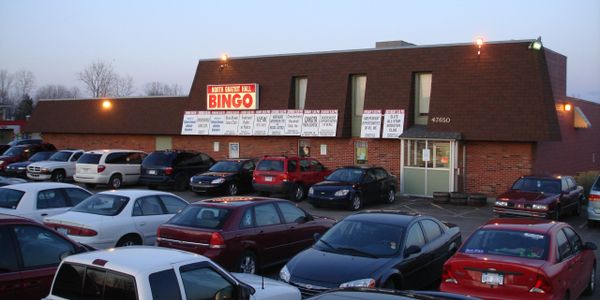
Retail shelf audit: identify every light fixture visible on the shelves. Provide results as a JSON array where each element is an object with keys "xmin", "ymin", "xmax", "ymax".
[
  {"xmin": 528, "ymin": 36, "xmax": 543, "ymax": 51},
  {"xmin": 220, "ymin": 54, "xmax": 229, "ymax": 70},
  {"xmin": 102, "ymin": 100, "xmax": 112, "ymax": 109},
  {"xmin": 564, "ymin": 103, "xmax": 572, "ymax": 111},
  {"xmin": 475, "ymin": 38, "xmax": 484, "ymax": 55}
]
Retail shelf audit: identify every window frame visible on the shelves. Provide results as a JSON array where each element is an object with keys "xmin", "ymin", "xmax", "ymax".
[{"xmin": 414, "ymin": 72, "xmax": 432, "ymax": 125}]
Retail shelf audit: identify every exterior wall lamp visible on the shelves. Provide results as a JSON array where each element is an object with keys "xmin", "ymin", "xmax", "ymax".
[
  {"xmin": 475, "ymin": 38, "xmax": 484, "ymax": 55},
  {"xmin": 528, "ymin": 36, "xmax": 543, "ymax": 50},
  {"xmin": 101, "ymin": 99, "xmax": 112, "ymax": 110},
  {"xmin": 220, "ymin": 54, "xmax": 229, "ymax": 70},
  {"xmin": 564, "ymin": 103, "xmax": 572, "ymax": 112}
]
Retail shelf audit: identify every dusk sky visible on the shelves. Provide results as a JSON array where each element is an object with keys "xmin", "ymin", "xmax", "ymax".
[{"xmin": 1, "ymin": 0, "xmax": 599, "ymax": 102}]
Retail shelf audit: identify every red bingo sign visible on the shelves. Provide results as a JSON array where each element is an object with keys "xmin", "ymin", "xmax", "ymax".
[{"xmin": 207, "ymin": 84, "xmax": 259, "ymax": 110}]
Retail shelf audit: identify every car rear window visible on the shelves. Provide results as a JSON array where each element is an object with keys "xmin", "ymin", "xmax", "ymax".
[
  {"xmin": 143, "ymin": 152, "xmax": 176, "ymax": 167},
  {"xmin": 0, "ymin": 188, "xmax": 25, "ymax": 209},
  {"xmin": 78, "ymin": 153, "xmax": 102, "ymax": 164},
  {"xmin": 460, "ymin": 229, "xmax": 549, "ymax": 260},
  {"xmin": 149, "ymin": 269, "xmax": 182, "ymax": 300},
  {"xmin": 256, "ymin": 159, "xmax": 284, "ymax": 172},
  {"xmin": 70, "ymin": 194, "xmax": 130, "ymax": 216},
  {"xmin": 168, "ymin": 205, "xmax": 231, "ymax": 229}
]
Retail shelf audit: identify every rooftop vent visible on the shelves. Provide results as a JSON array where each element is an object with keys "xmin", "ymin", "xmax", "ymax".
[{"xmin": 375, "ymin": 40, "xmax": 416, "ymax": 49}]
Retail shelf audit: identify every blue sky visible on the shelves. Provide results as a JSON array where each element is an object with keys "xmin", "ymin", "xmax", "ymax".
[{"xmin": 1, "ymin": 0, "xmax": 599, "ymax": 101}]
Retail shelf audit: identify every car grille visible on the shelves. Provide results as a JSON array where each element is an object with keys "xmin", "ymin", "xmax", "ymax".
[
  {"xmin": 27, "ymin": 166, "xmax": 41, "ymax": 173},
  {"xmin": 316, "ymin": 190, "xmax": 335, "ymax": 197},
  {"xmin": 289, "ymin": 281, "xmax": 330, "ymax": 298}
]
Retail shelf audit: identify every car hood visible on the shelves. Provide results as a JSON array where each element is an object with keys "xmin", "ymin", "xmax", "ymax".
[
  {"xmin": 0, "ymin": 156, "xmax": 18, "ymax": 162},
  {"xmin": 6, "ymin": 161, "xmax": 31, "ymax": 168},
  {"xmin": 498, "ymin": 190, "xmax": 555, "ymax": 202},
  {"xmin": 287, "ymin": 247, "xmax": 390, "ymax": 286},
  {"xmin": 29, "ymin": 161, "xmax": 71, "ymax": 168},
  {"xmin": 313, "ymin": 181, "xmax": 354, "ymax": 189},
  {"xmin": 232, "ymin": 273, "xmax": 301, "ymax": 300}
]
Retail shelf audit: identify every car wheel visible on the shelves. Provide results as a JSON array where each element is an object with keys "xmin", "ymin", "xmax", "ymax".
[
  {"xmin": 174, "ymin": 175, "xmax": 189, "ymax": 192},
  {"xmin": 227, "ymin": 182, "xmax": 239, "ymax": 196},
  {"xmin": 84, "ymin": 183, "xmax": 96, "ymax": 189},
  {"xmin": 108, "ymin": 174, "xmax": 122, "ymax": 189},
  {"xmin": 386, "ymin": 188, "xmax": 396, "ymax": 204},
  {"xmin": 116, "ymin": 235, "xmax": 141, "ymax": 247},
  {"xmin": 349, "ymin": 194, "xmax": 362, "ymax": 211},
  {"xmin": 237, "ymin": 251, "xmax": 258, "ymax": 274},
  {"xmin": 290, "ymin": 184, "xmax": 305, "ymax": 202},
  {"xmin": 584, "ymin": 264, "xmax": 596, "ymax": 295},
  {"xmin": 51, "ymin": 170, "xmax": 65, "ymax": 182}
]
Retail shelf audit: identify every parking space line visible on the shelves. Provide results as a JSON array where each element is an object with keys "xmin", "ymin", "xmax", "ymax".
[
  {"xmin": 453, "ymin": 209, "xmax": 479, "ymax": 218},
  {"xmin": 401, "ymin": 204, "xmax": 420, "ymax": 214},
  {"xmin": 430, "ymin": 202, "xmax": 456, "ymax": 215},
  {"xmin": 579, "ymin": 221, "xmax": 588, "ymax": 229}
]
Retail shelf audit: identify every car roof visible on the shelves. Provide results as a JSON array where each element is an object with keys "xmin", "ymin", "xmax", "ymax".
[
  {"xmin": 519, "ymin": 175, "xmax": 561, "ymax": 180},
  {"xmin": 85, "ymin": 149, "xmax": 145, "ymax": 154},
  {"xmin": 482, "ymin": 218, "xmax": 561, "ymax": 234},
  {"xmin": 344, "ymin": 210, "xmax": 420, "ymax": 226},
  {"xmin": 218, "ymin": 158, "xmax": 254, "ymax": 162},
  {"xmin": 0, "ymin": 212, "xmax": 37, "ymax": 224},
  {"xmin": 97, "ymin": 189, "xmax": 184, "ymax": 199},
  {"xmin": 197, "ymin": 196, "xmax": 281, "ymax": 207},
  {"xmin": 1, "ymin": 182, "xmax": 86, "ymax": 192},
  {"xmin": 63, "ymin": 246, "xmax": 208, "ymax": 275}
]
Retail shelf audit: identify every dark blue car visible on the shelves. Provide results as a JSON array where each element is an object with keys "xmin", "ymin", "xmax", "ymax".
[{"xmin": 4, "ymin": 150, "xmax": 56, "ymax": 178}]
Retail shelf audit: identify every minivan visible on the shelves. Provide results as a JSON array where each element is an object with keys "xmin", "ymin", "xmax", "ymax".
[{"xmin": 74, "ymin": 149, "xmax": 147, "ymax": 189}]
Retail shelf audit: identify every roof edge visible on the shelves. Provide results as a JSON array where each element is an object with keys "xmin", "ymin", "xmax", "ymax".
[{"xmin": 38, "ymin": 95, "xmax": 189, "ymax": 102}]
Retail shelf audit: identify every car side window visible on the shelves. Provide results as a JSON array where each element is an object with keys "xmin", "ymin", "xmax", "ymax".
[
  {"xmin": 561, "ymin": 179, "xmax": 568, "ymax": 192},
  {"xmin": 53, "ymin": 263, "xmax": 86, "ymax": 298},
  {"xmin": 563, "ymin": 227, "xmax": 583, "ymax": 254},
  {"xmin": 126, "ymin": 152, "xmax": 145, "ymax": 164},
  {"xmin": 364, "ymin": 170, "xmax": 376, "ymax": 182},
  {"xmin": 277, "ymin": 202, "xmax": 306, "ymax": 223},
  {"xmin": 174, "ymin": 153, "xmax": 194, "ymax": 167},
  {"xmin": 0, "ymin": 226, "xmax": 19, "ymax": 272},
  {"xmin": 70, "ymin": 152, "xmax": 83, "ymax": 162},
  {"xmin": 299, "ymin": 159, "xmax": 310, "ymax": 172},
  {"xmin": 159, "ymin": 195, "xmax": 187, "ymax": 214},
  {"xmin": 567, "ymin": 177, "xmax": 576, "ymax": 189},
  {"xmin": 556, "ymin": 229, "xmax": 572, "ymax": 261},
  {"xmin": 420, "ymin": 219, "xmax": 442, "ymax": 242},
  {"xmin": 180, "ymin": 265, "xmax": 234, "ymax": 300},
  {"xmin": 374, "ymin": 168, "xmax": 389, "ymax": 180},
  {"xmin": 242, "ymin": 161, "xmax": 255, "ymax": 171},
  {"xmin": 37, "ymin": 189, "xmax": 69, "ymax": 209},
  {"xmin": 287, "ymin": 160, "xmax": 297, "ymax": 172},
  {"xmin": 149, "ymin": 269, "xmax": 182, "ymax": 300},
  {"xmin": 200, "ymin": 153, "xmax": 214, "ymax": 166},
  {"xmin": 405, "ymin": 224, "xmax": 426, "ymax": 249},
  {"xmin": 310, "ymin": 160, "xmax": 324, "ymax": 172},
  {"xmin": 239, "ymin": 208, "xmax": 255, "ymax": 228},
  {"xmin": 106, "ymin": 152, "xmax": 128, "ymax": 164},
  {"xmin": 254, "ymin": 203, "xmax": 282, "ymax": 226},
  {"xmin": 64, "ymin": 188, "xmax": 92, "ymax": 206},
  {"xmin": 135, "ymin": 196, "xmax": 164, "ymax": 216},
  {"xmin": 13, "ymin": 224, "xmax": 75, "ymax": 268}
]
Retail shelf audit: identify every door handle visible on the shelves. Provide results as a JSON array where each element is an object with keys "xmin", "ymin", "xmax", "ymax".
[
  {"xmin": 41, "ymin": 213, "xmax": 48, "ymax": 216},
  {"xmin": 23, "ymin": 280, "xmax": 41, "ymax": 288}
]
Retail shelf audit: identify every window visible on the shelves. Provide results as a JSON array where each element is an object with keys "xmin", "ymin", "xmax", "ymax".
[
  {"xmin": 421, "ymin": 219, "xmax": 442, "ymax": 241},
  {"xmin": 135, "ymin": 196, "xmax": 164, "ymax": 216},
  {"xmin": 53, "ymin": 263, "xmax": 86, "ymax": 299},
  {"xmin": 64, "ymin": 188, "xmax": 92, "ymax": 206},
  {"xmin": 149, "ymin": 269, "xmax": 182, "ymax": 300},
  {"xmin": 556, "ymin": 229, "xmax": 572, "ymax": 261},
  {"xmin": 13, "ymin": 225, "xmax": 75, "ymax": 268},
  {"xmin": 294, "ymin": 77, "xmax": 308, "ymax": 109},
  {"xmin": 83, "ymin": 268, "xmax": 105, "ymax": 300},
  {"xmin": 405, "ymin": 224, "xmax": 426, "ymax": 249},
  {"xmin": 351, "ymin": 75, "xmax": 367, "ymax": 136},
  {"xmin": 103, "ymin": 271, "xmax": 137, "ymax": 299},
  {"xmin": 106, "ymin": 152, "xmax": 128, "ymax": 164},
  {"xmin": 180, "ymin": 265, "xmax": 234, "ymax": 300},
  {"xmin": 70, "ymin": 152, "xmax": 83, "ymax": 161},
  {"xmin": 159, "ymin": 195, "xmax": 187, "ymax": 214},
  {"xmin": 298, "ymin": 140, "xmax": 310, "ymax": 157},
  {"xmin": 299, "ymin": 159, "xmax": 310, "ymax": 172},
  {"xmin": 242, "ymin": 161, "xmax": 255, "ymax": 172},
  {"xmin": 37, "ymin": 189, "xmax": 68, "ymax": 209},
  {"xmin": 287, "ymin": 160, "xmax": 297, "ymax": 172},
  {"xmin": 374, "ymin": 168, "xmax": 389, "ymax": 181},
  {"xmin": 310, "ymin": 160, "xmax": 324, "ymax": 172},
  {"xmin": 355, "ymin": 141, "xmax": 368, "ymax": 165},
  {"xmin": 0, "ymin": 226, "xmax": 19, "ymax": 272},
  {"xmin": 414, "ymin": 73, "xmax": 432, "ymax": 125},
  {"xmin": 240, "ymin": 208, "xmax": 254, "ymax": 228},
  {"xmin": 563, "ymin": 227, "xmax": 583, "ymax": 254},
  {"xmin": 127, "ymin": 152, "xmax": 145, "ymax": 164},
  {"xmin": 71, "ymin": 194, "xmax": 130, "ymax": 216},
  {"xmin": 0, "ymin": 189, "xmax": 25, "ymax": 209},
  {"xmin": 254, "ymin": 204, "xmax": 281, "ymax": 226},
  {"xmin": 78, "ymin": 153, "xmax": 102, "ymax": 164},
  {"xmin": 168, "ymin": 206, "xmax": 231, "ymax": 229},
  {"xmin": 278, "ymin": 202, "xmax": 306, "ymax": 223}
]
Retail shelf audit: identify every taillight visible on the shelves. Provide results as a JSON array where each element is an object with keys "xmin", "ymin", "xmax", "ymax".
[
  {"xmin": 441, "ymin": 264, "xmax": 458, "ymax": 284},
  {"xmin": 97, "ymin": 165, "xmax": 106, "ymax": 173},
  {"xmin": 281, "ymin": 173, "xmax": 288, "ymax": 182},
  {"xmin": 209, "ymin": 232, "xmax": 226, "ymax": 249},
  {"xmin": 529, "ymin": 274, "xmax": 552, "ymax": 293},
  {"xmin": 589, "ymin": 194, "xmax": 600, "ymax": 202},
  {"xmin": 164, "ymin": 167, "xmax": 173, "ymax": 175}
]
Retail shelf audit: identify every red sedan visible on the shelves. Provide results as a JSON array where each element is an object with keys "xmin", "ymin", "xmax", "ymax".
[
  {"xmin": 156, "ymin": 196, "xmax": 335, "ymax": 274},
  {"xmin": 440, "ymin": 218, "xmax": 596, "ymax": 300}
]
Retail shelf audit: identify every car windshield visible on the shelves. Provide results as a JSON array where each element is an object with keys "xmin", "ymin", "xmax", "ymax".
[
  {"xmin": 167, "ymin": 205, "xmax": 231, "ymax": 229},
  {"xmin": 209, "ymin": 161, "xmax": 241, "ymax": 172},
  {"xmin": 460, "ymin": 229, "xmax": 549, "ymax": 260},
  {"xmin": 0, "ymin": 188, "xmax": 25, "ymax": 209},
  {"xmin": 256, "ymin": 159, "xmax": 284, "ymax": 172},
  {"xmin": 71, "ymin": 194, "xmax": 129, "ymax": 216},
  {"xmin": 49, "ymin": 151, "xmax": 72, "ymax": 162},
  {"xmin": 143, "ymin": 152, "xmax": 176, "ymax": 167},
  {"xmin": 317, "ymin": 219, "xmax": 403, "ymax": 257},
  {"xmin": 512, "ymin": 178, "xmax": 561, "ymax": 194},
  {"xmin": 3, "ymin": 147, "xmax": 24, "ymax": 156},
  {"xmin": 29, "ymin": 151, "xmax": 54, "ymax": 162},
  {"xmin": 326, "ymin": 168, "xmax": 364, "ymax": 183},
  {"xmin": 78, "ymin": 153, "xmax": 102, "ymax": 164}
]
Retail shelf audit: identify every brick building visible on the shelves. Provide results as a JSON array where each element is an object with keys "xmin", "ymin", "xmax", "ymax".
[{"xmin": 24, "ymin": 39, "xmax": 600, "ymax": 196}]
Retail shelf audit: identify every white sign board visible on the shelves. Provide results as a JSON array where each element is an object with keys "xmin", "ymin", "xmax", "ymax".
[
  {"xmin": 284, "ymin": 110, "xmax": 304, "ymax": 135},
  {"xmin": 223, "ymin": 111, "xmax": 240, "ymax": 135},
  {"xmin": 360, "ymin": 110, "xmax": 382, "ymax": 138},
  {"xmin": 196, "ymin": 111, "xmax": 211, "ymax": 135},
  {"xmin": 238, "ymin": 111, "xmax": 255, "ymax": 135},
  {"xmin": 268, "ymin": 110, "xmax": 287, "ymax": 136},
  {"xmin": 318, "ymin": 110, "xmax": 338, "ymax": 137},
  {"xmin": 209, "ymin": 112, "xmax": 226, "ymax": 135},
  {"xmin": 382, "ymin": 109, "xmax": 405, "ymax": 138},
  {"xmin": 301, "ymin": 110, "xmax": 320, "ymax": 137},
  {"xmin": 181, "ymin": 111, "xmax": 198, "ymax": 135},
  {"xmin": 422, "ymin": 148, "xmax": 431, "ymax": 162},
  {"xmin": 252, "ymin": 110, "xmax": 270, "ymax": 135}
]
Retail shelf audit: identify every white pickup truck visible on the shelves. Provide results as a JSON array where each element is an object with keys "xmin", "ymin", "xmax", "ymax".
[{"xmin": 27, "ymin": 149, "xmax": 84, "ymax": 182}]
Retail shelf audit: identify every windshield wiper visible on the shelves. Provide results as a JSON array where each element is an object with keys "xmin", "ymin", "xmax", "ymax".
[
  {"xmin": 336, "ymin": 247, "xmax": 377, "ymax": 258},
  {"xmin": 318, "ymin": 239, "xmax": 338, "ymax": 251}
]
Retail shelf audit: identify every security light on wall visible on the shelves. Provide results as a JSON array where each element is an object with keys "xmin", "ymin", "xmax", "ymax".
[
  {"xmin": 528, "ymin": 36, "xmax": 543, "ymax": 50},
  {"xmin": 564, "ymin": 103, "xmax": 572, "ymax": 111},
  {"xmin": 475, "ymin": 38, "xmax": 484, "ymax": 55},
  {"xmin": 220, "ymin": 54, "xmax": 229, "ymax": 70}
]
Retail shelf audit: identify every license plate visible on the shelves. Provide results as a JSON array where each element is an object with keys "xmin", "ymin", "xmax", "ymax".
[
  {"xmin": 481, "ymin": 272, "xmax": 503, "ymax": 285},
  {"xmin": 57, "ymin": 227, "xmax": 68, "ymax": 235},
  {"xmin": 265, "ymin": 176, "xmax": 273, "ymax": 182},
  {"xmin": 148, "ymin": 170, "xmax": 157, "ymax": 175}
]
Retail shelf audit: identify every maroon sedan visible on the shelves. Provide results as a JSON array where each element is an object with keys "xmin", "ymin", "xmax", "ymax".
[
  {"xmin": 0, "ymin": 213, "xmax": 92, "ymax": 300},
  {"xmin": 440, "ymin": 218, "xmax": 596, "ymax": 300},
  {"xmin": 156, "ymin": 196, "xmax": 335, "ymax": 274}
]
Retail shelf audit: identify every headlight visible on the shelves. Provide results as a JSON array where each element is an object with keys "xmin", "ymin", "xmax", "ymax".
[
  {"xmin": 18, "ymin": 167, "xmax": 26, "ymax": 170},
  {"xmin": 190, "ymin": 177, "xmax": 195, "ymax": 183},
  {"xmin": 41, "ymin": 168, "xmax": 50, "ymax": 174},
  {"xmin": 339, "ymin": 278, "xmax": 375, "ymax": 288},
  {"xmin": 334, "ymin": 189, "xmax": 350, "ymax": 197},
  {"xmin": 308, "ymin": 187, "xmax": 314, "ymax": 196},
  {"xmin": 532, "ymin": 204, "xmax": 548, "ymax": 210},
  {"xmin": 211, "ymin": 178, "xmax": 225, "ymax": 184},
  {"xmin": 279, "ymin": 265, "xmax": 291, "ymax": 282},
  {"xmin": 495, "ymin": 201, "xmax": 508, "ymax": 207},
  {"xmin": 0, "ymin": 160, "xmax": 4, "ymax": 165}
]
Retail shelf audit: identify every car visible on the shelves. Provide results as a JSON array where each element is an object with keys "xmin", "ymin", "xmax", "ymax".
[
  {"xmin": 308, "ymin": 166, "xmax": 397, "ymax": 210},
  {"xmin": 4, "ymin": 150, "xmax": 56, "ymax": 178},
  {"xmin": 42, "ymin": 246, "xmax": 301, "ymax": 300},
  {"xmin": 440, "ymin": 218, "xmax": 597, "ymax": 300},
  {"xmin": 305, "ymin": 288, "xmax": 478, "ymax": 300},
  {"xmin": 588, "ymin": 175, "xmax": 600, "ymax": 227},
  {"xmin": 7, "ymin": 138, "xmax": 43, "ymax": 146},
  {"xmin": 252, "ymin": 155, "xmax": 331, "ymax": 201},
  {"xmin": 280, "ymin": 211, "xmax": 462, "ymax": 298},
  {"xmin": 0, "ymin": 213, "xmax": 92, "ymax": 300},
  {"xmin": 0, "ymin": 144, "xmax": 11, "ymax": 155},
  {"xmin": 139, "ymin": 149, "xmax": 215, "ymax": 191},
  {"xmin": 74, "ymin": 149, "xmax": 147, "ymax": 189},
  {"xmin": 190, "ymin": 158, "xmax": 257, "ymax": 196},
  {"xmin": 157, "ymin": 196, "xmax": 335, "ymax": 274},
  {"xmin": 0, "ymin": 182, "xmax": 92, "ymax": 223},
  {"xmin": 0, "ymin": 175, "xmax": 27, "ymax": 186},
  {"xmin": 44, "ymin": 189, "xmax": 189, "ymax": 249},
  {"xmin": 493, "ymin": 175, "xmax": 585, "ymax": 220},
  {"xmin": 0, "ymin": 143, "xmax": 56, "ymax": 172},
  {"xmin": 27, "ymin": 149, "xmax": 84, "ymax": 182}
]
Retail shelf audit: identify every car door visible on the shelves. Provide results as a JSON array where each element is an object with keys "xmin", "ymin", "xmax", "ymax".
[
  {"xmin": 361, "ymin": 169, "xmax": 379, "ymax": 203},
  {"xmin": 298, "ymin": 159, "xmax": 312, "ymax": 185},
  {"xmin": 275, "ymin": 202, "xmax": 317, "ymax": 258},
  {"xmin": 310, "ymin": 159, "xmax": 327, "ymax": 184},
  {"xmin": 419, "ymin": 219, "xmax": 448, "ymax": 282},
  {"xmin": 125, "ymin": 152, "xmax": 145, "ymax": 183},
  {"xmin": 132, "ymin": 195, "xmax": 169, "ymax": 245},
  {"xmin": 251, "ymin": 203, "xmax": 288, "ymax": 265},
  {"xmin": 400, "ymin": 222, "xmax": 428, "ymax": 289},
  {"xmin": 0, "ymin": 226, "xmax": 20, "ymax": 300},
  {"xmin": 562, "ymin": 227, "xmax": 588, "ymax": 295},
  {"xmin": 66, "ymin": 151, "xmax": 83, "ymax": 177},
  {"xmin": 554, "ymin": 228, "xmax": 577, "ymax": 296},
  {"xmin": 34, "ymin": 188, "xmax": 72, "ymax": 222}
]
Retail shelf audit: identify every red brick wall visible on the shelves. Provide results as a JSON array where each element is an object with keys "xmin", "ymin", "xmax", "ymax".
[{"xmin": 465, "ymin": 141, "xmax": 535, "ymax": 196}]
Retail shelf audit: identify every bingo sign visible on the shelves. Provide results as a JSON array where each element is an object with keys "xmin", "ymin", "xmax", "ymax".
[{"xmin": 207, "ymin": 84, "xmax": 259, "ymax": 110}]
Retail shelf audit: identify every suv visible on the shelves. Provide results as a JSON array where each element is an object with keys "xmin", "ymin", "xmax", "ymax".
[
  {"xmin": 139, "ymin": 150, "xmax": 215, "ymax": 191},
  {"xmin": 27, "ymin": 150, "xmax": 84, "ymax": 182},
  {"xmin": 252, "ymin": 156, "xmax": 331, "ymax": 201},
  {"xmin": 0, "ymin": 143, "xmax": 56, "ymax": 172},
  {"xmin": 74, "ymin": 149, "xmax": 147, "ymax": 189}
]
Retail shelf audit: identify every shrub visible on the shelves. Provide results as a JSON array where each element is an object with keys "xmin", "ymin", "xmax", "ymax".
[{"xmin": 575, "ymin": 170, "xmax": 600, "ymax": 198}]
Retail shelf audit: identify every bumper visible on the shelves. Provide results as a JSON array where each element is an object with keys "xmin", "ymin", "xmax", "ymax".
[
  {"xmin": 68, "ymin": 236, "xmax": 116, "ymax": 250},
  {"xmin": 4, "ymin": 169, "xmax": 27, "ymax": 178},
  {"xmin": 587, "ymin": 205, "xmax": 600, "ymax": 221},
  {"xmin": 190, "ymin": 182, "xmax": 226, "ymax": 193},
  {"xmin": 493, "ymin": 207, "xmax": 551, "ymax": 218},
  {"xmin": 440, "ymin": 282, "xmax": 554, "ymax": 300},
  {"xmin": 139, "ymin": 175, "xmax": 174, "ymax": 186},
  {"xmin": 27, "ymin": 172, "xmax": 52, "ymax": 181},
  {"xmin": 308, "ymin": 195, "xmax": 351, "ymax": 208},
  {"xmin": 74, "ymin": 174, "xmax": 110, "ymax": 184},
  {"xmin": 253, "ymin": 182, "xmax": 293, "ymax": 194}
]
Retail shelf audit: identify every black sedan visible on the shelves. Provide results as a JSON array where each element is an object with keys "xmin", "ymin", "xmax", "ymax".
[
  {"xmin": 308, "ymin": 166, "xmax": 397, "ymax": 210},
  {"xmin": 306, "ymin": 288, "xmax": 478, "ymax": 300},
  {"xmin": 189, "ymin": 158, "xmax": 256, "ymax": 195},
  {"xmin": 4, "ymin": 150, "xmax": 56, "ymax": 178},
  {"xmin": 279, "ymin": 211, "xmax": 461, "ymax": 298}
]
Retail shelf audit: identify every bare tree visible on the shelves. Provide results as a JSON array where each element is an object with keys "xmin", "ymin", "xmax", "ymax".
[
  {"xmin": 144, "ymin": 81, "xmax": 183, "ymax": 96},
  {"xmin": 112, "ymin": 75, "xmax": 135, "ymax": 97},
  {"xmin": 12, "ymin": 70, "xmax": 35, "ymax": 99},
  {"xmin": 0, "ymin": 70, "xmax": 13, "ymax": 104},
  {"xmin": 35, "ymin": 84, "xmax": 80, "ymax": 100},
  {"xmin": 78, "ymin": 60, "xmax": 116, "ymax": 98}
]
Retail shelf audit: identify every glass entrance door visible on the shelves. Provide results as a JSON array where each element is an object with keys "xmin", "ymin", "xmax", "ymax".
[{"xmin": 401, "ymin": 139, "xmax": 454, "ymax": 196}]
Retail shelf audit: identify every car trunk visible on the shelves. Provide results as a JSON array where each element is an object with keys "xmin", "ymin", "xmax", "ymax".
[{"xmin": 157, "ymin": 224, "xmax": 217, "ymax": 253}]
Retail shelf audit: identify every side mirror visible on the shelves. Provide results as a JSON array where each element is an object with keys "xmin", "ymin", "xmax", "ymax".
[
  {"xmin": 584, "ymin": 242, "xmax": 597, "ymax": 250},
  {"xmin": 313, "ymin": 232, "xmax": 321, "ymax": 242},
  {"xmin": 404, "ymin": 245, "xmax": 421, "ymax": 258}
]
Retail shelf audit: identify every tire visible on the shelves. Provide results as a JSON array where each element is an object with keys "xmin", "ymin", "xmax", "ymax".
[
  {"xmin": 84, "ymin": 183, "xmax": 96, "ymax": 189},
  {"xmin": 108, "ymin": 174, "xmax": 122, "ymax": 189},
  {"xmin": 51, "ymin": 170, "xmax": 66, "ymax": 182},
  {"xmin": 386, "ymin": 188, "xmax": 396, "ymax": 204},
  {"xmin": 290, "ymin": 184, "xmax": 305, "ymax": 202},
  {"xmin": 227, "ymin": 182, "xmax": 239, "ymax": 196},
  {"xmin": 116, "ymin": 234, "xmax": 141, "ymax": 247},
  {"xmin": 173, "ymin": 175, "xmax": 189, "ymax": 192},
  {"xmin": 237, "ymin": 251, "xmax": 258, "ymax": 274},
  {"xmin": 584, "ymin": 264, "xmax": 596, "ymax": 295},
  {"xmin": 348, "ymin": 194, "xmax": 362, "ymax": 211},
  {"xmin": 552, "ymin": 205, "xmax": 561, "ymax": 221}
]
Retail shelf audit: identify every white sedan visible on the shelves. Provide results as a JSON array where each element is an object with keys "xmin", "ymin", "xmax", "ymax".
[
  {"xmin": 0, "ymin": 182, "xmax": 92, "ymax": 222},
  {"xmin": 44, "ymin": 189, "xmax": 188, "ymax": 249}
]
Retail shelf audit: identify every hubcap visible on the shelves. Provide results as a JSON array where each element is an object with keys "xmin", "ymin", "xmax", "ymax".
[
  {"xmin": 229, "ymin": 184, "xmax": 238, "ymax": 195},
  {"xmin": 388, "ymin": 190, "xmax": 395, "ymax": 203},
  {"xmin": 592, "ymin": 267, "xmax": 596, "ymax": 291},
  {"xmin": 240, "ymin": 256, "xmax": 256, "ymax": 274},
  {"xmin": 56, "ymin": 173, "xmax": 64, "ymax": 182},
  {"xmin": 353, "ymin": 196, "xmax": 360, "ymax": 210},
  {"xmin": 123, "ymin": 240, "xmax": 135, "ymax": 246},
  {"xmin": 295, "ymin": 187, "xmax": 303, "ymax": 199},
  {"xmin": 113, "ymin": 178, "xmax": 121, "ymax": 188}
]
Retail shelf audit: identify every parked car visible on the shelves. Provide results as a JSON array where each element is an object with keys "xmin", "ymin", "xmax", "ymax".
[
  {"xmin": 43, "ymin": 246, "xmax": 301, "ymax": 300},
  {"xmin": 0, "ymin": 175, "xmax": 27, "ymax": 186},
  {"xmin": 280, "ymin": 211, "xmax": 461, "ymax": 298},
  {"xmin": 157, "ymin": 196, "xmax": 335, "ymax": 274},
  {"xmin": 0, "ymin": 213, "xmax": 93, "ymax": 300},
  {"xmin": 0, "ymin": 144, "xmax": 11, "ymax": 155},
  {"xmin": 4, "ymin": 150, "xmax": 56, "ymax": 178},
  {"xmin": 139, "ymin": 149, "xmax": 215, "ymax": 191},
  {"xmin": 306, "ymin": 288, "xmax": 478, "ymax": 300},
  {"xmin": 0, "ymin": 143, "xmax": 56, "ymax": 172},
  {"xmin": 0, "ymin": 182, "xmax": 92, "ymax": 223},
  {"xmin": 493, "ymin": 175, "xmax": 585, "ymax": 220},
  {"xmin": 44, "ymin": 189, "xmax": 188, "ymax": 249},
  {"xmin": 190, "ymin": 158, "xmax": 257, "ymax": 196},
  {"xmin": 27, "ymin": 149, "xmax": 84, "ymax": 182},
  {"xmin": 440, "ymin": 218, "xmax": 596, "ymax": 300},
  {"xmin": 252, "ymin": 155, "xmax": 331, "ymax": 201},
  {"xmin": 308, "ymin": 166, "xmax": 397, "ymax": 210},
  {"xmin": 588, "ymin": 175, "xmax": 600, "ymax": 227},
  {"xmin": 74, "ymin": 149, "xmax": 147, "ymax": 189},
  {"xmin": 8, "ymin": 138, "xmax": 43, "ymax": 146}
]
